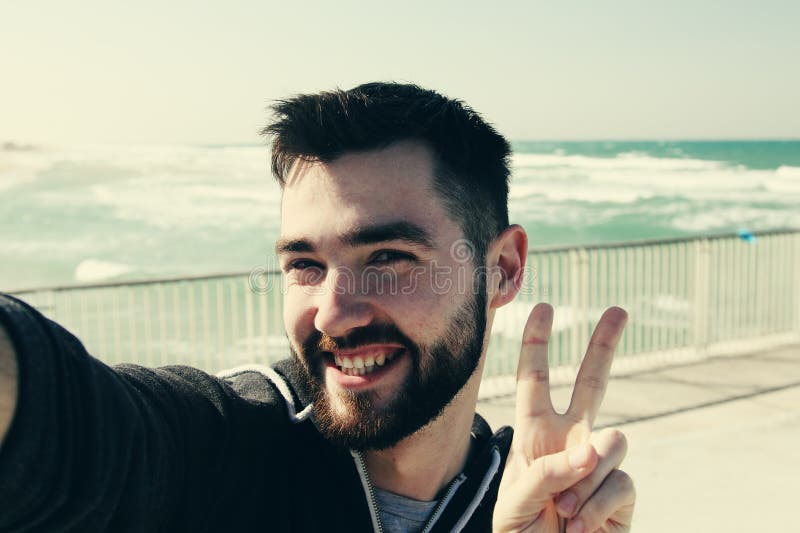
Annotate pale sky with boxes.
[1,0,798,145]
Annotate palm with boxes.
[500,413,592,532]
[494,304,629,533]
[520,415,590,459]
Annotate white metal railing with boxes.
[8,229,800,397]
[483,229,800,395]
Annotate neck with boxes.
[363,361,484,501]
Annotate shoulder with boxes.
[110,361,309,429]
[216,362,314,424]
[472,413,514,454]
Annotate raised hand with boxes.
[493,304,635,533]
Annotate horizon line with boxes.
[4,137,800,151]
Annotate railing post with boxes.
[569,249,579,366]
[578,248,590,355]
[754,236,765,338]
[795,232,800,338]
[43,289,55,316]
[693,238,711,355]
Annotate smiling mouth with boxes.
[330,347,405,376]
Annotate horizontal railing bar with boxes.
[526,228,799,254]
[7,228,799,295]
[9,269,280,295]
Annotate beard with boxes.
[289,286,488,451]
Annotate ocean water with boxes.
[1,140,799,292]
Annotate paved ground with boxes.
[477,343,800,532]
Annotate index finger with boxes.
[566,306,628,426]
[515,302,556,423]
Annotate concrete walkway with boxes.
[477,344,800,532]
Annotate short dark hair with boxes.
[261,82,512,261]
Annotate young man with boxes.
[0,82,635,532]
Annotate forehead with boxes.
[280,141,456,244]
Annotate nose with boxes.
[313,267,375,338]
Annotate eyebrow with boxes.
[275,221,435,255]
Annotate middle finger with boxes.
[566,306,627,425]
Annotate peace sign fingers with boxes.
[515,302,556,424]
[566,307,628,426]
[496,305,632,533]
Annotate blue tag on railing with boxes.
[737,229,757,244]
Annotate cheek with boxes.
[374,289,455,339]
[282,288,315,344]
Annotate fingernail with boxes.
[566,518,585,533]
[568,444,592,470]
[557,491,577,515]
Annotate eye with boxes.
[283,259,325,285]
[369,250,416,265]
[284,259,323,272]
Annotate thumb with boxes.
[495,443,598,530]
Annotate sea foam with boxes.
[74,259,135,283]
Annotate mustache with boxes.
[302,322,415,356]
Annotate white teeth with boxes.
[336,350,403,374]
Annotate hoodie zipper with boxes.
[351,450,468,533]
[352,450,385,533]
[420,473,466,533]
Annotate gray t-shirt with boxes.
[374,487,439,533]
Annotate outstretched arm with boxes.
[0,293,290,531]
[0,322,18,446]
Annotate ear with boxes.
[486,224,527,309]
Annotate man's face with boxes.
[277,141,488,450]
